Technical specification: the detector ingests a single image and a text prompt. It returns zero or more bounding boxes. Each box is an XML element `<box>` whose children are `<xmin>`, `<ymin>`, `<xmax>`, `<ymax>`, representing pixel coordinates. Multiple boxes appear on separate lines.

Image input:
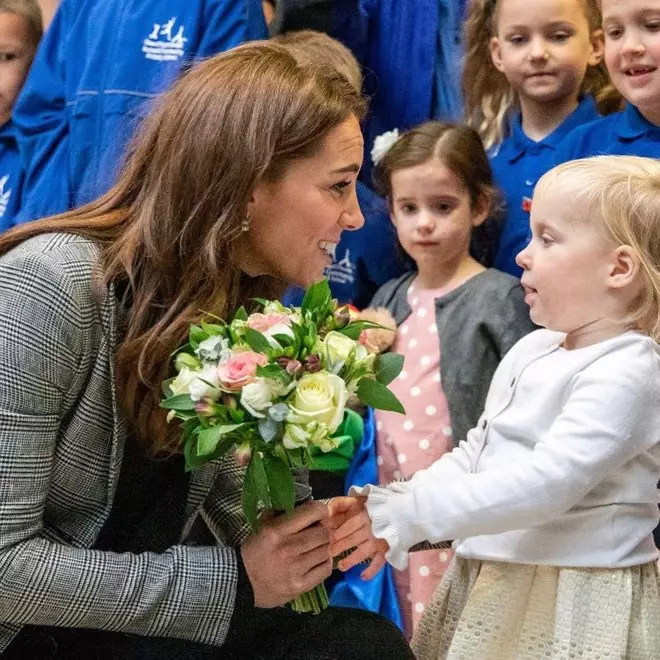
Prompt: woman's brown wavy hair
<box><xmin>0</xmin><ymin>42</ymin><xmax>367</xmax><ymax>454</ymax></box>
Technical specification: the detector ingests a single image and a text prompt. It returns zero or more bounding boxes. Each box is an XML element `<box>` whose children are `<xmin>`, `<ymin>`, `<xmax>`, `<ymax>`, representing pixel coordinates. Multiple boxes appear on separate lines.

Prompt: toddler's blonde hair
<box><xmin>536</xmin><ymin>156</ymin><xmax>660</xmax><ymax>341</ymax></box>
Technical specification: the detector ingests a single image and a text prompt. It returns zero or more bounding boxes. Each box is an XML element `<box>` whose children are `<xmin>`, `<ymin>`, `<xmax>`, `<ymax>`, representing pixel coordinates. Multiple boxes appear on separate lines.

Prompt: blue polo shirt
<box><xmin>491</xmin><ymin>96</ymin><xmax>599</xmax><ymax>277</ymax></box>
<box><xmin>0</xmin><ymin>120</ymin><xmax>24</xmax><ymax>233</ymax></box>
<box><xmin>555</xmin><ymin>103</ymin><xmax>660</xmax><ymax>163</ymax></box>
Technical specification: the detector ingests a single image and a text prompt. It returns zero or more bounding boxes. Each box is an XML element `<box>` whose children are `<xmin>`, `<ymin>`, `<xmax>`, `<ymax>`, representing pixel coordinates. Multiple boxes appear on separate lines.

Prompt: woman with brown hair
<box><xmin>0</xmin><ymin>41</ymin><xmax>413</xmax><ymax>659</ymax></box>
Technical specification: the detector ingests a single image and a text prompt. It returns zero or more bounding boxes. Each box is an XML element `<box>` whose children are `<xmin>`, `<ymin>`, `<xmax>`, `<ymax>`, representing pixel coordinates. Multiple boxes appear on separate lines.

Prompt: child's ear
<box><xmin>489</xmin><ymin>37</ymin><xmax>506</xmax><ymax>73</ymax></box>
<box><xmin>608</xmin><ymin>245</ymin><xmax>640</xmax><ymax>289</ymax></box>
<box><xmin>471</xmin><ymin>193</ymin><xmax>491</xmax><ymax>227</ymax></box>
<box><xmin>588</xmin><ymin>29</ymin><xmax>605</xmax><ymax>67</ymax></box>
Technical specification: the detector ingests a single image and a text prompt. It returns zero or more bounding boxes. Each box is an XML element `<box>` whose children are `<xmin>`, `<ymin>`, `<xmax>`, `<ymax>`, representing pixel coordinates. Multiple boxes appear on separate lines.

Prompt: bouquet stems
<box><xmin>290</xmin><ymin>583</ymin><xmax>329</xmax><ymax>614</ymax></box>
<box><xmin>288</xmin><ymin>465</ymin><xmax>329</xmax><ymax>615</ymax></box>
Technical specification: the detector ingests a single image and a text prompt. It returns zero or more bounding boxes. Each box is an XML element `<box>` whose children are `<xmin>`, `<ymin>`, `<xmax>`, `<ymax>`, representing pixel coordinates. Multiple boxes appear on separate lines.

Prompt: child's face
<box><xmin>602</xmin><ymin>0</ymin><xmax>660</xmax><ymax>124</ymax></box>
<box><xmin>0</xmin><ymin>12</ymin><xmax>36</xmax><ymax>125</ymax></box>
<box><xmin>389</xmin><ymin>159</ymin><xmax>487</xmax><ymax>275</ymax></box>
<box><xmin>490</xmin><ymin>0</ymin><xmax>603</xmax><ymax>107</ymax></box>
<box><xmin>516</xmin><ymin>188</ymin><xmax>616</xmax><ymax>335</ymax></box>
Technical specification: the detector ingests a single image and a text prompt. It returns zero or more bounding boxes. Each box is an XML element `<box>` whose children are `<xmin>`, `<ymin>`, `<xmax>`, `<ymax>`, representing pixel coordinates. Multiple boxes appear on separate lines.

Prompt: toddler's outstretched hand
<box><xmin>327</xmin><ymin>496</ymin><xmax>390</xmax><ymax>580</ymax></box>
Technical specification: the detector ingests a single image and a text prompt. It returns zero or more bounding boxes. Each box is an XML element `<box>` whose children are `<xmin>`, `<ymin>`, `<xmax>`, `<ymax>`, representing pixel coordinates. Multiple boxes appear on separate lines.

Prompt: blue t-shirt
<box><xmin>555</xmin><ymin>103</ymin><xmax>660</xmax><ymax>163</ymax></box>
<box><xmin>491</xmin><ymin>96</ymin><xmax>599</xmax><ymax>277</ymax></box>
<box><xmin>0</xmin><ymin>120</ymin><xmax>24</xmax><ymax>233</ymax></box>
<box><xmin>283</xmin><ymin>182</ymin><xmax>408</xmax><ymax>309</ymax></box>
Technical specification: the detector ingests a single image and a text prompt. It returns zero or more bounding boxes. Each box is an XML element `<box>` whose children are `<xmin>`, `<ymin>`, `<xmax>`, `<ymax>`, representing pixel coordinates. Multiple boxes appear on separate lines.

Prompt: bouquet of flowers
<box><xmin>161</xmin><ymin>281</ymin><xmax>405</xmax><ymax>613</ymax></box>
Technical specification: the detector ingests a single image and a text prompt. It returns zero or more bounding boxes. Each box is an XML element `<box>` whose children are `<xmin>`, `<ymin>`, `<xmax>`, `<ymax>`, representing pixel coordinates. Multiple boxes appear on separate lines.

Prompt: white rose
<box><xmin>322</xmin><ymin>331</ymin><xmax>356</xmax><ymax>371</ymax></box>
<box><xmin>282</xmin><ymin>423</ymin><xmax>310</xmax><ymax>450</ymax></box>
<box><xmin>288</xmin><ymin>371</ymin><xmax>348</xmax><ymax>433</ymax></box>
<box><xmin>170</xmin><ymin>367</ymin><xmax>198</xmax><ymax>396</ymax></box>
<box><xmin>240</xmin><ymin>378</ymin><xmax>273</xmax><ymax>418</ymax></box>
<box><xmin>188</xmin><ymin>364</ymin><xmax>221</xmax><ymax>401</ymax></box>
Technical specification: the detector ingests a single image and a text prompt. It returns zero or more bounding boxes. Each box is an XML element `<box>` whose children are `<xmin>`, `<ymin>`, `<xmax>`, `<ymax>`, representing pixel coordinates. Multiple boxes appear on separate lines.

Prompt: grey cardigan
<box><xmin>0</xmin><ymin>233</ymin><xmax>249</xmax><ymax>650</ymax></box>
<box><xmin>370</xmin><ymin>269</ymin><xmax>536</xmax><ymax>445</ymax></box>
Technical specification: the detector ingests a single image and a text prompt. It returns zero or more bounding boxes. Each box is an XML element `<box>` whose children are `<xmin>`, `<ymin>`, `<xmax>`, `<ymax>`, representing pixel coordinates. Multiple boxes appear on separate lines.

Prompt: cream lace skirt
<box><xmin>411</xmin><ymin>557</ymin><xmax>660</xmax><ymax>660</ymax></box>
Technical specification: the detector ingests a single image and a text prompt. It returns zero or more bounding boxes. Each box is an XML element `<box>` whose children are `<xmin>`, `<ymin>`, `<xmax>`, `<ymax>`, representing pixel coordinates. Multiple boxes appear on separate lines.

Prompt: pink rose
<box><xmin>246</xmin><ymin>313</ymin><xmax>291</xmax><ymax>333</ymax></box>
<box><xmin>217</xmin><ymin>350</ymin><xmax>268</xmax><ymax>391</ymax></box>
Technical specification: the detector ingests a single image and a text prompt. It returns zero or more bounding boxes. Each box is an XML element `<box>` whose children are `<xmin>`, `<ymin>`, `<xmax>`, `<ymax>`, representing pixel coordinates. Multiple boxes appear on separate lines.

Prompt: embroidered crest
<box><xmin>142</xmin><ymin>17</ymin><xmax>187</xmax><ymax>62</ymax></box>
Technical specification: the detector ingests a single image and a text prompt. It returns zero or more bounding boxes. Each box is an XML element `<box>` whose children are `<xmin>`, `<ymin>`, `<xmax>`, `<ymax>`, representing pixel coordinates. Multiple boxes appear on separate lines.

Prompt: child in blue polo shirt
<box><xmin>0</xmin><ymin>0</ymin><xmax>41</xmax><ymax>232</ymax></box>
<box><xmin>464</xmin><ymin>0</ymin><xmax>621</xmax><ymax>277</ymax></box>
<box><xmin>555</xmin><ymin>0</ymin><xmax>660</xmax><ymax>163</ymax></box>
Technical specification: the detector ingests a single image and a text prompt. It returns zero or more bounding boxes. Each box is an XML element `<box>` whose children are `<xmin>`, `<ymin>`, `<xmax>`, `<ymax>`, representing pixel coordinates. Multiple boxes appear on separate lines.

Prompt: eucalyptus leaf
<box><xmin>258</xmin><ymin>417</ymin><xmax>282</xmax><ymax>444</ymax></box>
<box><xmin>376</xmin><ymin>353</ymin><xmax>404</xmax><ymax>386</ymax></box>
<box><xmin>357</xmin><ymin>378</ymin><xmax>406</xmax><ymax>414</ymax></box>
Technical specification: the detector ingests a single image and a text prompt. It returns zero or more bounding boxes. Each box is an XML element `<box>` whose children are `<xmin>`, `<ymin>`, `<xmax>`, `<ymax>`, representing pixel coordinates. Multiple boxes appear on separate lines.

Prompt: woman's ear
<box><xmin>489</xmin><ymin>37</ymin><xmax>506</xmax><ymax>73</ymax></box>
<box><xmin>588</xmin><ymin>29</ymin><xmax>605</xmax><ymax>67</ymax></box>
<box><xmin>608</xmin><ymin>245</ymin><xmax>640</xmax><ymax>289</ymax></box>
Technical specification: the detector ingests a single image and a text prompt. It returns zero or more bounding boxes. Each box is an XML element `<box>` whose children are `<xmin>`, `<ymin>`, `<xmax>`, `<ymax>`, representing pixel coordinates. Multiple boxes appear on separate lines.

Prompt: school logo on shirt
<box><xmin>325</xmin><ymin>248</ymin><xmax>356</xmax><ymax>286</ymax></box>
<box><xmin>0</xmin><ymin>175</ymin><xmax>12</xmax><ymax>218</ymax></box>
<box><xmin>142</xmin><ymin>18</ymin><xmax>188</xmax><ymax>62</ymax></box>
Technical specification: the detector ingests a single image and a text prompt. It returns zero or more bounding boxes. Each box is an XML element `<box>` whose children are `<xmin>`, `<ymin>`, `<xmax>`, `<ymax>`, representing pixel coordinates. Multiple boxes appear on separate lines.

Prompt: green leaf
<box><xmin>242</xmin><ymin>478</ymin><xmax>259</xmax><ymax>532</ymax></box>
<box><xmin>376</xmin><ymin>353</ymin><xmax>404</xmax><ymax>386</ymax></box>
<box><xmin>357</xmin><ymin>378</ymin><xmax>406</xmax><ymax>414</ymax></box>
<box><xmin>161</xmin><ymin>377</ymin><xmax>175</xmax><ymax>397</ymax></box>
<box><xmin>197</xmin><ymin>423</ymin><xmax>247</xmax><ymax>456</ymax></box>
<box><xmin>257</xmin><ymin>364</ymin><xmax>291</xmax><ymax>382</ymax></box>
<box><xmin>264</xmin><ymin>455</ymin><xmax>295</xmax><ymax>512</ymax></box>
<box><xmin>249</xmin><ymin>452</ymin><xmax>272</xmax><ymax>509</ymax></box>
<box><xmin>189</xmin><ymin>325</ymin><xmax>207</xmax><ymax>349</ymax></box>
<box><xmin>244</xmin><ymin>328</ymin><xmax>271</xmax><ymax>354</ymax></box>
<box><xmin>301</xmin><ymin>280</ymin><xmax>332</xmax><ymax>318</ymax></box>
<box><xmin>272</xmin><ymin>333</ymin><xmax>294</xmax><ymax>348</ymax></box>
<box><xmin>200</xmin><ymin>320</ymin><xmax>226</xmax><ymax>335</ymax></box>
<box><xmin>338</xmin><ymin>320</ymin><xmax>387</xmax><ymax>340</ymax></box>
<box><xmin>233</xmin><ymin>306</ymin><xmax>248</xmax><ymax>322</ymax></box>
<box><xmin>160</xmin><ymin>393</ymin><xmax>196</xmax><ymax>411</ymax></box>
<box><xmin>174</xmin><ymin>352</ymin><xmax>202</xmax><ymax>372</ymax></box>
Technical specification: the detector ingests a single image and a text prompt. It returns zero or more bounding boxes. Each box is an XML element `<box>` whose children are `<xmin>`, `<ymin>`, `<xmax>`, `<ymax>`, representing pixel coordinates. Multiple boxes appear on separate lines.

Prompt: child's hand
<box><xmin>327</xmin><ymin>496</ymin><xmax>390</xmax><ymax>580</ymax></box>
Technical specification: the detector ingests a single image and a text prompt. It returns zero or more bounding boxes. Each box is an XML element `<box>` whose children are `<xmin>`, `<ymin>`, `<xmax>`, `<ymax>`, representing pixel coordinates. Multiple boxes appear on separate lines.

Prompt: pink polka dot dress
<box><xmin>374</xmin><ymin>280</ymin><xmax>456</xmax><ymax>639</ymax></box>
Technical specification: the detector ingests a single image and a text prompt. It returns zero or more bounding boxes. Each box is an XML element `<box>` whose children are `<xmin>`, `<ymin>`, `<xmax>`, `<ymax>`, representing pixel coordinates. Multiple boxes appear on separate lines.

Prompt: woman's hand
<box><xmin>240</xmin><ymin>501</ymin><xmax>332</xmax><ymax>608</ymax></box>
<box><xmin>327</xmin><ymin>496</ymin><xmax>389</xmax><ymax>580</ymax></box>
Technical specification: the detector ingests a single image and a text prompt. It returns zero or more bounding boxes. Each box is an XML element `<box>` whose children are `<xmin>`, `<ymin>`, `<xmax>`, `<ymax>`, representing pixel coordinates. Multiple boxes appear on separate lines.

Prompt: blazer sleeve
<box><xmin>0</xmin><ymin>247</ymin><xmax>241</xmax><ymax>648</ymax></box>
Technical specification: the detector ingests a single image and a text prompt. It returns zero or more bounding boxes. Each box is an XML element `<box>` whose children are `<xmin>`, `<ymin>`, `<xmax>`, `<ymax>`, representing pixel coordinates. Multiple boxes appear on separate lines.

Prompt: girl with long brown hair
<box><xmin>464</xmin><ymin>0</ymin><xmax>622</xmax><ymax>277</ymax></box>
<box><xmin>0</xmin><ymin>41</ymin><xmax>413</xmax><ymax>659</ymax></box>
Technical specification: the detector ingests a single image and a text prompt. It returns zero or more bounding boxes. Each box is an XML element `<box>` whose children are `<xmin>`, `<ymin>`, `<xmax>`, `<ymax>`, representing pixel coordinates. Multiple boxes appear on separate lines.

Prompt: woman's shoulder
<box><xmin>0</xmin><ymin>232</ymin><xmax>102</xmax><ymax>309</ymax></box>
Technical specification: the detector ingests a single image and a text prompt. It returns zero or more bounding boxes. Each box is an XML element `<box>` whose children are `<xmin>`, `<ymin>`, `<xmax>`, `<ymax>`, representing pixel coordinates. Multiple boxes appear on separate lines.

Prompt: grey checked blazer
<box><xmin>0</xmin><ymin>233</ymin><xmax>250</xmax><ymax>650</ymax></box>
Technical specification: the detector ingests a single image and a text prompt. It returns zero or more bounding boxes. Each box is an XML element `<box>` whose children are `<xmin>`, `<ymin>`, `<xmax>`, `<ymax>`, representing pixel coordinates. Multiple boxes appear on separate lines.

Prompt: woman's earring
<box><xmin>241</xmin><ymin>215</ymin><xmax>251</xmax><ymax>233</ymax></box>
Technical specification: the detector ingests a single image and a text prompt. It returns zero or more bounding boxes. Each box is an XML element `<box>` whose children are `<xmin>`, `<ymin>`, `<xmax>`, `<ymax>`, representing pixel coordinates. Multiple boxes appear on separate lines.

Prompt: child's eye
<box><xmin>508</xmin><ymin>34</ymin><xmax>527</xmax><ymax>45</ymax></box>
<box><xmin>550</xmin><ymin>31</ymin><xmax>571</xmax><ymax>42</ymax></box>
<box><xmin>399</xmin><ymin>203</ymin><xmax>417</xmax><ymax>214</ymax></box>
<box><xmin>645</xmin><ymin>21</ymin><xmax>660</xmax><ymax>32</ymax></box>
<box><xmin>434</xmin><ymin>202</ymin><xmax>454</xmax><ymax>214</ymax></box>
<box><xmin>0</xmin><ymin>52</ymin><xmax>17</xmax><ymax>62</ymax></box>
<box><xmin>605</xmin><ymin>25</ymin><xmax>623</xmax><ymax>39</ymax></box>
<box><xmin>540</xmin><ymin>234</ymin><xmax>553</xmax><ymax>246</ymax></box>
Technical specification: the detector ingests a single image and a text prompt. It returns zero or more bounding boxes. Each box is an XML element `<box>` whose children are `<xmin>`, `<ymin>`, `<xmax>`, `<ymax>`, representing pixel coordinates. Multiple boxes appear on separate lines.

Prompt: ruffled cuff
<box><xmin>348</xmin><ymin>483</ymin><xmax>411</xmax><ymax>571</ymax></box>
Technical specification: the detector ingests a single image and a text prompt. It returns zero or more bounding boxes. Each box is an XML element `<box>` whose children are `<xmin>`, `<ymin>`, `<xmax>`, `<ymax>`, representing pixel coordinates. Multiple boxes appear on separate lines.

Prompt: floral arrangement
<box><xmin>160</xmin><ymin>281</ymin><xmax>404</xmax><ymax>613</ymax></box>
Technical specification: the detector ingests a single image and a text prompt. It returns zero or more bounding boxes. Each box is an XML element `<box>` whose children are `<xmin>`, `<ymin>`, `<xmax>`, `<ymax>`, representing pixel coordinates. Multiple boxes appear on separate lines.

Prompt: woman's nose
<box><xmin>338</xmin><ymin>189</ymin><xmax>364</xmax><ymax>231</ymax></box>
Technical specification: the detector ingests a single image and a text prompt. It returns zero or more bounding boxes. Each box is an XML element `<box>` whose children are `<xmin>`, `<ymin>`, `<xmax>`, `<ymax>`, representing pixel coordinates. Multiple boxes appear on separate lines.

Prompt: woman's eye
<box><xmin>0</xmin><ymin>52</ymin><xmax>17</xmax><ymax>62</ymax></box>
<box><xmin>332</xmin><ymin>181</ymin><xmax>351</xmax><ymax>194</ymax></box>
